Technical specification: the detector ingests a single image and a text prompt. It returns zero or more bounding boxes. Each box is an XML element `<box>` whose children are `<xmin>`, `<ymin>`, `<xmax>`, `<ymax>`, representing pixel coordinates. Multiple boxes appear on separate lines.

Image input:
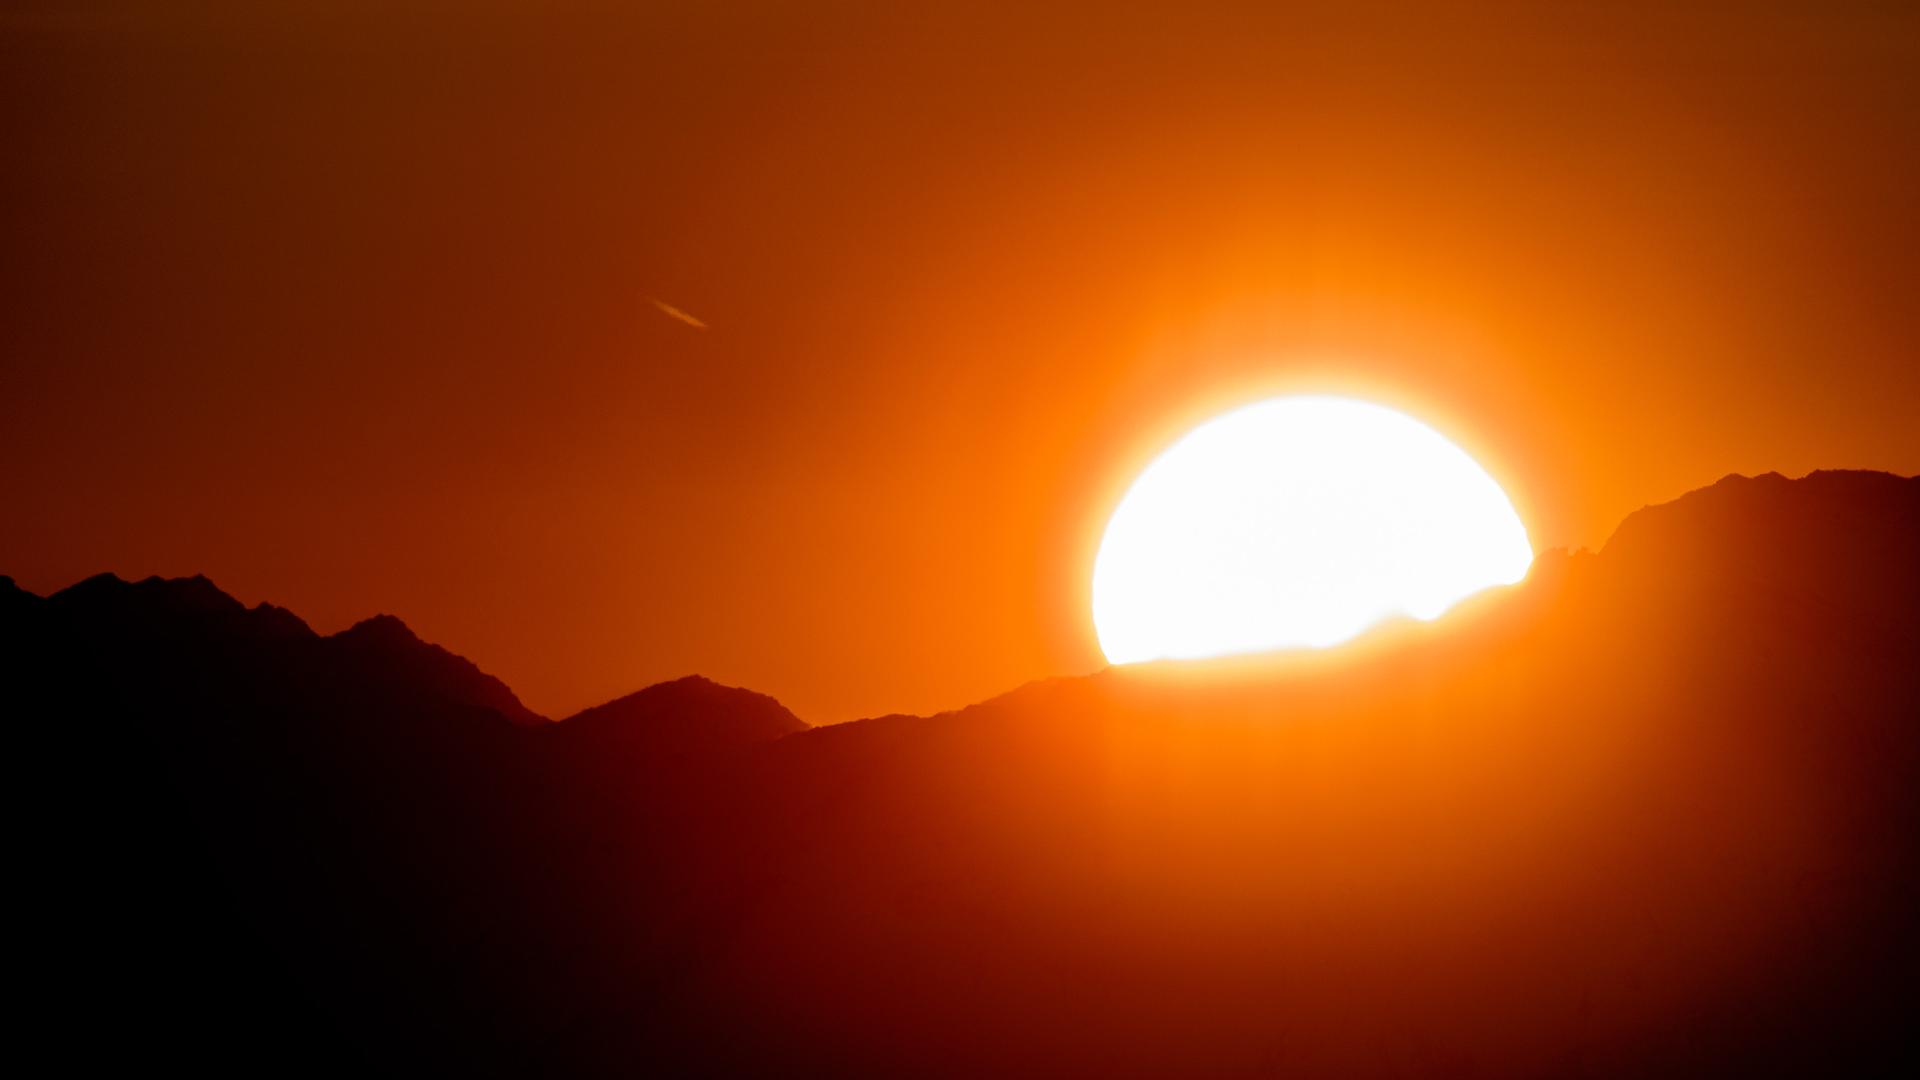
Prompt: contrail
<box><xmin>650</xmin><ymin>297</ymin><xmax>708</xmax><ymax>330</ymax></box>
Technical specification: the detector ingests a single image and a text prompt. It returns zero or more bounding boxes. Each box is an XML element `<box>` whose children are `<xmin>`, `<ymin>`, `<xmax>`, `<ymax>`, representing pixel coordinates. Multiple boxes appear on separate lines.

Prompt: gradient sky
<box><xmin>4</xmin><ymin>2</ymin><xmax>1917</xmax><ymax>721</ymax></box>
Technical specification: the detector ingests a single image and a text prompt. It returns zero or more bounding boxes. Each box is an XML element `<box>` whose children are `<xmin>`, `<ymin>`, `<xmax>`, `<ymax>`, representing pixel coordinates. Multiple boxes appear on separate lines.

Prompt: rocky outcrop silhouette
<box><xmin>6</xmin><ymin>471</ymin><xmax>1917</xmax><ymax>1077</ymax></box>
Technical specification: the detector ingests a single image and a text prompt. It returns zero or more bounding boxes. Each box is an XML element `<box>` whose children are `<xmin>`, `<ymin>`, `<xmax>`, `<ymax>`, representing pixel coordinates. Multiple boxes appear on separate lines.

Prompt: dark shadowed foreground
<box><xmin>8</xmin><ymin>471</ymin><xmax>1917</xmax><ymax>1076</ymax></box>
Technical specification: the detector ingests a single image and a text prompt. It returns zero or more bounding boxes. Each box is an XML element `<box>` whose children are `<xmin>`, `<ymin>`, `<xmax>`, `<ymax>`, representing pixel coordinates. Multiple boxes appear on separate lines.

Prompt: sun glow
<box><xmin>1092</xmin><ymin>395</ymin><xmax>1533</xmax><ymax>664</ymax></box>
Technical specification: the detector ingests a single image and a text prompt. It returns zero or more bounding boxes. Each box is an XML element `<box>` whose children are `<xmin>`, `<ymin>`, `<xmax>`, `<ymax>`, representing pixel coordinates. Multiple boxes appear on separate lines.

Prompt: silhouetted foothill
<box><xmin>6</xmin><ymin>471</ymin><xmax>1918</xmax><ymax>1078</ymax></box>
<box><xmin>559</xmin><ymin>674</ymin><xmax>809</xmax><ymax>755</ymax></box>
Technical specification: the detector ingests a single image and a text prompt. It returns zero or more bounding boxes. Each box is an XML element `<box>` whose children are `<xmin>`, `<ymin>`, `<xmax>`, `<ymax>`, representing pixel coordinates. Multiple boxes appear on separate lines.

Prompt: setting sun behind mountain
<box><xmin>1092</xmin><ymin>395</ymin><xmax>1533</xmax><ymax>664</ymax></box>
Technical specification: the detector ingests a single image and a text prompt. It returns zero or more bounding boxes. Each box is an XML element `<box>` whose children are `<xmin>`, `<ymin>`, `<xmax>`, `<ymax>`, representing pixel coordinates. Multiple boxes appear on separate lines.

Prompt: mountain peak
<box><xmin>558</xmin><ymin>674</ymin><xmax>807</xmax><ymax>754</ymax></box>
<box><xmin>0</xmin><ymin>575</ymin><xmax>41</xmax><ymax>618</ymax></box>
<box><xmin>248</xmin><ymin>602</ymin><xmax>315</xmax><ymax>640</ymax></box>
<box><xmin>326</xmin><ymin>614</ymin><xmax>544</xmax><ymax>726</ymax></box>
<box><xmin>335</xmin><ymin>613</ymin><xmax>421</xmax><ymax>646</ymax></box>
<box><xmin>43</xmin><ymin>572</ymin><xmax>281</xmax><ymax>635</ymax></box>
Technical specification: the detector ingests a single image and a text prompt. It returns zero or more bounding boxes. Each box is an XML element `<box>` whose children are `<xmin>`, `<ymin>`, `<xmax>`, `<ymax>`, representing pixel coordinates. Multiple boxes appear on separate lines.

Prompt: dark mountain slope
<box><xmin>327</xmin><ymin>612</ymin><xmax>546</xmax><ymax>726</ymax></box>
<box><xmin>6</xmin><ymin>470</ymin><xmax>1918</xmax><ymax>1077</ymax></box>
<box><xmin>8</xmin><ymin>574</ymin><xmax>559</xmax><ymax>1071</ymax></box>
<box><xmin>569</xmin><ymin>469</ymin><xmax>1920</xmax><ymax>1076</ymax></box>
<box><xmin>1600</xmin><ymin>469</ymin><xmax>1920</xmax><ymax>630</ymax></box>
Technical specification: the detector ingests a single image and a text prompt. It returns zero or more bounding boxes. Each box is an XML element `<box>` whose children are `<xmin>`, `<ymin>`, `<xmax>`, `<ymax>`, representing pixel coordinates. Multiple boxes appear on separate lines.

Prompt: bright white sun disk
<box><xmin>1092</xmin><ymin>396</ymin><xmax>1532</xmax><ymax>664</ymax></box>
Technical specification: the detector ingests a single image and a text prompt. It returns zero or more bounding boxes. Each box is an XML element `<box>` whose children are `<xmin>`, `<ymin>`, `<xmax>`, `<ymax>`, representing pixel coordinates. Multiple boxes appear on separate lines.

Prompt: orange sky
<box><xmin>3</xmin><ymin>2</ymin><xmax>1917</xmax><ymax>721</ymax></box>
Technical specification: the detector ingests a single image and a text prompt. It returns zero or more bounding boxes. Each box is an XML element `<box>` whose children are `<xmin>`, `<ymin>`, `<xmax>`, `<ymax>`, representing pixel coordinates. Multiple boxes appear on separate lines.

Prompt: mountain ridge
<box><xmin>6</xmin><ymin>570</ymin><xmax>804</xmax><ymax>735</ymax></box>
<box><xmin>8</xmin><ymin>469</ymin><xmax>1911</xmax><ymax>734</ymax></box>
<box><xmin>6</xmin><ymin>468</ymin><xmax>1918</xmax><ymax>1076</ymax></box>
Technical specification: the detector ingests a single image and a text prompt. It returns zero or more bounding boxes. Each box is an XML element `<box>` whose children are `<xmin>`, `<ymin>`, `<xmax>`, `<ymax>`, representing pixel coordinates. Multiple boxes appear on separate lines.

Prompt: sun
<box><xmin>1092</xmin><ymin>395</ymin><xmax>1533</xmax><ymax>664</ymax></box>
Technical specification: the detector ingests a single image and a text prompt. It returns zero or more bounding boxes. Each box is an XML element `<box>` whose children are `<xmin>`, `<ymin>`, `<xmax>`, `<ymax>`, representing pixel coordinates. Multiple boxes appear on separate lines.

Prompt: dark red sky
<box><xmin>4</xmin><ymin>2</ymin><xmax>1917</xmax><ymax>721</ymax></box>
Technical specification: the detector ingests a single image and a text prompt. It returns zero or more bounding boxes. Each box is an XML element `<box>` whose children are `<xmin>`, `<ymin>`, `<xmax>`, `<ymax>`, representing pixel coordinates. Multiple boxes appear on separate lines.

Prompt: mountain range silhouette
<box><xmin>7</xmin><ymin>470</ymin><xmax>1917</xmax><ymax>1076</ymax></box>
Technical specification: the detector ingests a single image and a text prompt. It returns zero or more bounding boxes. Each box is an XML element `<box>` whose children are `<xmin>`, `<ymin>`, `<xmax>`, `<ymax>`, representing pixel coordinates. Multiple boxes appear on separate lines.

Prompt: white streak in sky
<box><xmin>650</xmin><ymin>298</ymin><xmax>708</xmax><ymax>329</ymax></box>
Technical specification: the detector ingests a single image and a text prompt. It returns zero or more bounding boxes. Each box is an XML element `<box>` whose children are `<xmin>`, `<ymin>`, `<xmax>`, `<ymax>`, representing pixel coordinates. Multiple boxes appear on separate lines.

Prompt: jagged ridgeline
<box><xmin>7</xmin><ymin>471</ymin><xmax>1918</xmax><ymax>1077</ymax></box>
